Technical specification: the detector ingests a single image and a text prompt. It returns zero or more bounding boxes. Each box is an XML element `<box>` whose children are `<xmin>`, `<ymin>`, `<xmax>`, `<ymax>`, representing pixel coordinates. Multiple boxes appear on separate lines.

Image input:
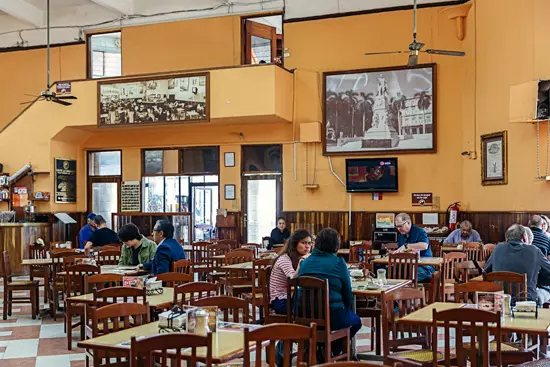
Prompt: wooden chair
<box><xmin>464</xmin><ymin>242</ymin><xmax>482</xmax><ymax>261</ymax></box>
<box><xmin>288</xmin><ymin>276</ymin><xmax>350</xmax><ymax>363</ymax></box>
<box><xmin>217</xmin><ymin>239</ymin><xmax>239</xmax><ymax>250</ymax></box>
<box><xmin>384</xmin><ymin>243</ymin><xmax>398</xmax><ymax>251</ymax></box>
<box><xmin>242</xmin><ymin>258</ymin><xmax>271</xmax><ymax>322</ymax></box>
<box><xmin>100</xmin><ymin>244</ymin><xmax>123</xmax><ymax>251</ymax></box>
<box><xmin>97</xmin><ymin>249</ymin><xmax>121</xmax><ymax>265</ymax></box>
<box><xmin>483</xmin><ymin>271</ymin><xmax>528</xmax><ymax>302</ymax></box>
<box><xmin>48</xmin><ymin>250</ymin><xmax>86</xmax><ymax>320</ymax></box>
<box><xmin>156</xmin><ymin>271</ymin><xmax>192</xmax><ymax>287</ymax></box>
<box><xmin>206</xmin><ymin>243</ymin><xmax>231</xmax><ymax>284</ymax></box>
<box><xmin>429</xmin><ymin>239</ymin><xmax>441</xmax><ymax>258</ymax></box>
<box><xmin>86</xmin><ymin>273</ymin><xmax>123</xmax><ymax>293</ymax></box>
<box><xmin>349</xmin><ymin>241</ymin><xmax>373</xmax><ymax>274</ymax></box>
<box><xmin>454</xmin><ymin>281</ymin><xmax>503</xmax><ymax>304</ymax></box>
<box><xmin>173</xmin><ymin>281</ymin><xmax>217</xmax><ymax>306</ymax></box>
<box><xmin>441</xmin><ymin>252</ymin><xmax>467</xmax><ymax>301</ymax></box>
<box><xmin>1</xmin><ymin>251</ymin><xmax>39</xmax><ymax>320</ymax></box>
<box><xmin>224</xmin><ymin>250</ymin><xmax>254</xmax><ymax>298</ymax></box>
<box><xmin>172</xmin><ymin>258</ymin><xmax>192</xmax><ymax>273</ymax></box>
<box><xmin>194</xmin><ymin>295</ymin><xmax>250</xmax><ymax>323</ymax></box>
<box><xmin>316</xmin><ymin>363</ymin><xmax>403</xmax><ymax>367</ymax></box>
<box><xmin>28</xmin><ymin>243</ymin><xmax>50</xmax><ymax>303</ymax></box>
<box><xmin>261</xmin><ymin>265</ymin><xmax>288</xmax><ymax>325</ymax></box>
<box><xmin>388</xmin><ymin>252</ymin><xmax>419</xmax><ymax>287</ymax></box>
<box><xmin>90</xmin><ymin>302</ymin><xmax>150</xmax><ymax>367</ymax></box>
<box><xmin>425</xmin><ymin>270</ymin><xmax>440</xmax><ymax>304</ymax></box>
<box><xmin>457</xmin><ymin>260</ymin><xmax>483</xmax><ymax>283</ymax></box>
<box><xmin>129</xmin><ymin>332</ymin><xmax>213</xmax><ymax>367</ymax></box>
<box><xmin>191</xmin><ymin>241</ymin><xmax>212</xmax><ymax>281</ymax></box>
<box><xmin>93</xmin><ymin>286</ymin><xmax>147</xmax><ymax>306</ymax></box>
<box><xmin>64</xmin><ymin>263</ymin><xmax>100</xmax><ymax>350</ymax></box>
<box><xmin>243</xmin><ymin>323</ymin><xmax>317</xmax><ymax>367</ymax></box>
<box><xmin>381</xmin><ymin>287</ymin><xmax>430</xmax><ymax>367</ymax></box>
<box><xmin>482</xmin><ymin>243</ymin><xmax>496</xmax><ymax>261</ymax></box>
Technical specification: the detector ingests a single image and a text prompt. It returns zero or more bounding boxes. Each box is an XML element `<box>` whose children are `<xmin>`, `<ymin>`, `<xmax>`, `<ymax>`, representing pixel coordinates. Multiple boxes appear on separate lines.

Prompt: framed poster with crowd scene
<box><xmin>98</xmin><ymin>73</ymin><xmax>209</xmax><ymax>127</ymax></box>
<box><xmin>323</xmin><ymin>64</ymin><xmax>436</xmax><ymax>155</ymax></box>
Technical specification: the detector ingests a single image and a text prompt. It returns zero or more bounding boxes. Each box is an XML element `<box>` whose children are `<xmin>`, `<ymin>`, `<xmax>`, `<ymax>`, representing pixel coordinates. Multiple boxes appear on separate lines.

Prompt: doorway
<box><xmin>89</xmin><ymin>179</ymin><xmax>119</xmax><ymax>228</ymax></box>
<box><xmin>243</xmin><ymin>15</ymin><xmax>283</xmax><ymax>65</ymax></box>
<box><xmin>190</xmin><ymin>178</ymin><xmax>219</xmax><ymax>242</ymax></box>
<box><xmin>243</xmin><ymin>175</ymin><xmax>281</xmax><ymax>244</ymax></box>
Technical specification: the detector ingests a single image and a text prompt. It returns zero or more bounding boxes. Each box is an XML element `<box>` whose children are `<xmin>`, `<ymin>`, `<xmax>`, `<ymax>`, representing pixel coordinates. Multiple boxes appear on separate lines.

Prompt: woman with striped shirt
<box><xmin>269</xmin><ymin>229</ymin><xmax>312</xmax><ymax>314</ymax></box>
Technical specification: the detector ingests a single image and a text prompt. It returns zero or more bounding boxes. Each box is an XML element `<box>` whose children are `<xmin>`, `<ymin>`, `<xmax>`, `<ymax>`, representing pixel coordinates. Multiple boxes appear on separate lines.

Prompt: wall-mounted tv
<box><xmin>345</xmin><ymin>158</ymin><xmax>398</xmax><ymax>193</ymax></box>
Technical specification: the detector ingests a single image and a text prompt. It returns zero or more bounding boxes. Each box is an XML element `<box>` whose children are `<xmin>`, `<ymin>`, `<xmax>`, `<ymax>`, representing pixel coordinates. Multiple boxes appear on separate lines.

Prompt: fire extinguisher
<box><xmin>446</xmin><ymin>202</ymin><xmax>461</xmax><ymax>231</ymax></box>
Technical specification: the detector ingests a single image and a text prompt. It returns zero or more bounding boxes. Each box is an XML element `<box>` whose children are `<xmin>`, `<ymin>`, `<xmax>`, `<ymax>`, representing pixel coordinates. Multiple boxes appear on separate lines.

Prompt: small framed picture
<box><xmin>224</xmin><ymin>152</ymin><xmax>235</xmax><ymax>167</ymax></box>
<box><xmin>481</xmin><ymin>131</ymin><xmax>508</xmax><ymax>186</ymax></box>
<box><xmin>224</xmin><ymin>184</ymin><xmax>236</xmax><ymax>200</ymax></box>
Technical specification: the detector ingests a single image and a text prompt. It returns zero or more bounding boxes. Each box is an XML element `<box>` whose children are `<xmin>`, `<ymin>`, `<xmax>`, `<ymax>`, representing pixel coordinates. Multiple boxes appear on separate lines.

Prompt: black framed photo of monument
<box><xmin>322</xmin><ymin>64</ymin><xmax>436</xmax><ymax>156</ymax></box>
<box><xmin>97</xmin><ymin>73</ymin><xmax>209</xmax><ymax>127</ymax></box>
<box><xmin>481</xmin><ymin>130</ymin><xmax>508</xmax><ymax>186</ymax></box>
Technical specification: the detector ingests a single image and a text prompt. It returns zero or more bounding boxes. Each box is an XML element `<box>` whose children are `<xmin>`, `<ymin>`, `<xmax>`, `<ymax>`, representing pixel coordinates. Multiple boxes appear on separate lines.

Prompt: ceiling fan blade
<box><xmin>20</xmin><ymin>101</ymin><xmax>35</xmax><ymax>105</ymax></box>
<box><xmin>424</xmin><ymin>49</ymin><xmax>466</xmax><ymax>56</ymax></box>
<box><xmin>408</xmin><ymin>54</ymin><xmax>418</xmax><ymax>66</ymax></box>
<box><xmin>24</xmin><ymin>93</ymin><xmax>40</xmax><ymax>98</ymax></box>
<box><xmin>52</xmin><ymin>98</ymin><xmax>72</xmax><ymax>106</ymax></box>
<box><xmin>56</xmin><ymin>95</ymin><xmax>77</xmax><ymax>100</ymax></box>
<box><xmin>365</xmin><ymin>50</ymin><xmax>408</xmax><ymax>56</ymax></box>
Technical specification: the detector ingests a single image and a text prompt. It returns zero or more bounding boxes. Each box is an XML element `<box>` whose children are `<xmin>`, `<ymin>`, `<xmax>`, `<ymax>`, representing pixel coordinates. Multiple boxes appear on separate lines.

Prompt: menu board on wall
<box><xmin>54</xmin><ymin>158</ymin><xmax>77</xmax><ymax>203</ymax></box>
<box><xmin>121</xmin><ymin>181</ymin><xmax>140</xmax><ymax>212</ymax></box>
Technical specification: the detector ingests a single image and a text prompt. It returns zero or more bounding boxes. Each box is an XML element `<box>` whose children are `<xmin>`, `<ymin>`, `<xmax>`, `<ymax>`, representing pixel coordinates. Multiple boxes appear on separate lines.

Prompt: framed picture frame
<box><xmin>322</xmin><ymin>64</ymin><xmax>436</xmax><ymax>156</ymax></box>
<box><xmin>224</xmin><ymin>184</ymin><xmax>236</xmax><ymax>200</ymax></box>
<box><xmin>224</xmin><ymin>152</ymin><xmax>235</xmax><ymax>167</ymax></box>
<box><xmin>97</xmin><ymin>72</ymin><xmax>209</xmax><ymax>127</ymax></box>
<box><xmin>481</xmin><ymin>130</ymin><xmax>508</xmax><ymax>186</ymax></box>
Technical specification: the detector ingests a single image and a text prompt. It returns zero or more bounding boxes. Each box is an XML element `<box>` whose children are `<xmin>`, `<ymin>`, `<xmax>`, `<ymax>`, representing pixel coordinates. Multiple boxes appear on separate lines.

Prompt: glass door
<box><xmin>243</xmin><ymin>175</ymin><xmax>281</xmax><ymax>244</ymax></box>
<box><xmin>90</xmin><ymin>181</ymin><xmax>119</xmax><ymax>228</ymax></box>
<box><xmin>191</xmin><ymin>184</ymin><xmax>218</xmax><ymax>241</ymax></box>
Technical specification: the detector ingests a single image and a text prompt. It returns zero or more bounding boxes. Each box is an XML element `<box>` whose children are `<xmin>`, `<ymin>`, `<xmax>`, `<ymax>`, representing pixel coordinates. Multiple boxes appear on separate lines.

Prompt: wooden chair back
<box><xmin>93</xmin><ymin>286</ymin><xmax>147</xmax><ymax>306</ymax></box>
<box><xmin>194</xmin><ymin>295</ymin><xmax>250</xmax><ymax>323</ymax></box>
<box><xmin>156</xmin><ymin>271</ymin><xmax>192</xmax><ymax>287</ymax></box>
<box><xmin>482</xmin><ymin>243</ymin><xmax>496</xmax><ymax>261</ymax></box>
<box><xmin>381</xmin><ymin>287</ymin><xmax>427</xmax><ymax>358</ymax></box>
<box><xmin>129</xmin><ymin>333</ymin><xmax>213</xmax><ymax>367</ymax></box>
<box><xmin>433</xmin><ymin>308</ymin><xmax>502</xmax><ymax>367</ymax></box>
<box><xmin>51</xmin><ymin>251</ymin><xmax>86</xmax><ymax>277</ymax></box>
<box><xmin>483</xmin><ymin>271</ymin><xmax>528</xmax><ymax>302</ymax></box>
<box><xmin>454</xmin><ymin>282</ymin><xmax>504</xmax><ymax>304</ymax></box>
<box><xmin>86</xmin><ymin>273</ymin><xmax>123</xmax><ymax>293</ymax></box>
<box><xmin>172</xmin><ymin>259</ymin><xmax>192</xmax><ymax>274</ymax></box>
<box><xmin>225</xmin><ymin>250</ymin><xmax>254</xmax><ymax>284</ymax></box>
<box><xmin>350</xmin><ymin>241</ymin><xmax>373</xmax><ymax>273</ymax></box>
<box><xmin>287</xmin><ymin>276</ymin><xmax>329</xmax><ymax>330</ymax></box>
<box><xmin>191</xmin><ymin>241</ymin><xmax>211</xmax><ymax>266</ymax></box>
<box><xmin>29</xmin><ymin>244</ymin><xmax>48</xmax><ymax>259</ymax></box>
<box><xmin>64</xmin><ymin>264</ymin><xmax>100</xmax><ymax>298</ymax></box>
<box><xmin>1</xmin><ymin>251</ymin><xmax>12</xmax><ymax>282</ymax></box>
<box><xmin>457</xmin><ymin>260</ymin><xmax>483</xmax><ymax>283</ymax></box>
<box><xmin>316</xmin><ymin>363</ymin><xmax>403</xmax><ymax>367</ymax></box>
<box><xmin>426</xmin><ymin>270</ymin><xmax>441</xmax><ymax>304</ymax></box>
<box><xmin>251</xmin><ymin>258</ymin><xmax>272</xmax><ymax>294</ymax></box>
<box><xmin>243</xmin><ymin>323</ymin><xmax>317</xmax><ymax>367</ymax></box>
<box><xmin>206</xmin><ymin>243</ymin><xmax>231</xmax><ymax>270</ymax></box>
<box><xmin>464</xmin><ymin>242</ymin><xmax>482</xmax><ymax>261</ymax></box>
<box><xmin>430</xmin><ymin>239</ymin><xmax>442</xmax><ymax>257</ymax></box>
<box><xmin>91</xmin><ymin>302</ymin><xmax>150</xmax><ymax>338</ymax></box>
<box><xmin>173</xmin><ymin>281</ymin><xmax>217</xmax><ymax>306</ymax></box>
<box><xmin>101</xmin><ymin>244</ymin><xmax>123</xmax><ymax>251</ymax></box>
<box><xmin>384</xmin><ymin>243</ymin><xmax>398</xmax><ymax>250</ymax></box>
<box><xmin>261</xmin><ymin>265</ymin><xmax>288</xmax><ymax>324</ymax></box>
<box><xmin>442</xmin><ymin>252</ymin><xmax>467</xmax><ymax>284</ymax></box>
<box><xmin>388</xmin><ymin>252</ymin><xmax>419</xmax><ymax>287</ymax></box>
<box><xmin>97</xmin><ymin>249</ymin><xmax>121</xmax><ymax>265</ymax></box>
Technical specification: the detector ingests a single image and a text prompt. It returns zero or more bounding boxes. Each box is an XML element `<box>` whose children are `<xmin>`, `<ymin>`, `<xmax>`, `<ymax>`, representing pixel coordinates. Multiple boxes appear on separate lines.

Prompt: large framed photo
<box><xmin>98</xmin><ymin>73</ymin><xmax>209</xmax><ymax>127</ymax></box>
<box><xmin>323</xmin><ymin>64</ymin><xmax>436</xmax><ymax>155</ymax></box>
<box><xmin>481</xmin><ymin>130</ymin><xmax>508</xmax><ymax>186</ymax></box>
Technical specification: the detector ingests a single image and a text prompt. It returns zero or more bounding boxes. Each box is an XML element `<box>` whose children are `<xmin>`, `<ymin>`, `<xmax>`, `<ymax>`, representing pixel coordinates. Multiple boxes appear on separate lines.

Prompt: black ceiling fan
<box><xmin>21</xmin><ymin>0</ymin><xmax>77</xmax><ymax>106</ymax></box>
<box><xmin>364</xmin><ymin>0</ymin><xmax>466</xmax><ymax>66</ymax></box>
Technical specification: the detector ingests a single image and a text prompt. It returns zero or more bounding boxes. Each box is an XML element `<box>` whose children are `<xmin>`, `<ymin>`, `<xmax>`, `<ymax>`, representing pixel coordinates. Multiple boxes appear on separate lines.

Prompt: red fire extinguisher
<box><xmin>446</xmin><ymin>202</ymin><xmax>461</xmax><ymax>231</ymax></box>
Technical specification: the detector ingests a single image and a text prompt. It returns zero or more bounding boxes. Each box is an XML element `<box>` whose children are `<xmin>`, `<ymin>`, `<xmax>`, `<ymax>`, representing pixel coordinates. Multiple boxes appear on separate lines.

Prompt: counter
<box><xmin>0</xmin><ymin>223</ymin><xmax>50</xmax><ymax>275</ymax></box>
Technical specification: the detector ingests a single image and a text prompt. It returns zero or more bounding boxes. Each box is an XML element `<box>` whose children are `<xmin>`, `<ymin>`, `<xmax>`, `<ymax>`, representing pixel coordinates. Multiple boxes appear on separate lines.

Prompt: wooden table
<box><xmin>337</xmin><ymin>249</ymin><xmax>380</xmax><ymax>256</ymax></box>
<box><xmin>57</xmin><ymin>265</ymin><xmax>144</xmax><ymax>277</ymax></box>
<box><xmin>372</xmin><ymin>256</ymin><xmax>444</xmax><ymax>267</ymax></box>
<box><xmin>441</xmin><ymin>246</ymin><xmax>464</xmax><ymax>252</ymax></box>
<box><xmin>67</xmin><ymin>287</ymin><xmax>174</xmax><ymax>309</ymax></box>
<box><xmin>22</xmin><ymin>258</ymin><xmax>53</xmax><ymax>266</ymax></box>
<box><xmin>78</xmin><ymin>321</ymin><xmax>260</xmax><ymax>364</ymax></box>
<box><xmin>221</xmin><ymin>262</ymin><xmax>253</xmax><ymax>270</ymax></box>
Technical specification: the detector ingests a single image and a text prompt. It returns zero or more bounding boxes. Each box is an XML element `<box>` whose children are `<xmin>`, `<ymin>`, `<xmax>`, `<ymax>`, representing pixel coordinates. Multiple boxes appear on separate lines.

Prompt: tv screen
<box><xmin>345</xmin><ymin>158</ymin><xmax>398</xmax><ymax>193</ymax></box>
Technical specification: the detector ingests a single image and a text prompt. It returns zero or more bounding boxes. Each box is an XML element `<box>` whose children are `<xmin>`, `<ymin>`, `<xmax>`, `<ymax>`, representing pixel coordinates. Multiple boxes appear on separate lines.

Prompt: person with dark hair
<box><xmin>78</xmin><ymin>213</ymin><xmax>96</xmax><ymax>249</ymax></box>
<box><xmin>268</xmin><ymin>217</ymin><xmax>290</xmax><ymax>250</ymax></box>
<box><xmin>118</xmin><ymin>223</ymin><xmax>157</xmax><ymax>266</ymax></box>
<box><xmin>84</xmin><ymin>215</ymin><xmax>119</xmax><ymax>251</ymax></box>
<box><xmin>297</xmin><ymin>227</ymin><xmax>362</xmax><ymax>358</ymax></box>
<box><xmin>269</xmin><ymin>229</ymin><xmax>312</xmax><ymax>314</ymax></box>
<box><xmin>140</xmin><ymin>219</ymin><xmax>185</xmax><ymax>275</ymax></box>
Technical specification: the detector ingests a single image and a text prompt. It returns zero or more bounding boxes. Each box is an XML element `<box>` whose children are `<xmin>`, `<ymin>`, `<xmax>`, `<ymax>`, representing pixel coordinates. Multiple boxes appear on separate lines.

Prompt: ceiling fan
<box><xmin>21</xmin><ymin>0</ymin><xmax>77</xmax><ymax>106</ymax></box>
<box><xmin>364</xmin><ymin>0</ymin><xmax>466</xmax><ymax>66</ymax></box>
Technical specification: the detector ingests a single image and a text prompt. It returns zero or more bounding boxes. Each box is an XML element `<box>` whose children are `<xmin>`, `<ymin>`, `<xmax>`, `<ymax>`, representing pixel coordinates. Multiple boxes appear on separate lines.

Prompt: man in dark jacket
<box><xmin>529</xmin><ymin>215</ymin><xmax>550</xmax><ymax>256</ymax></box>
<box><xmin>141</xmin><ymin>220</ymin><xmax>185</xmax><ymax>275</ymax></box>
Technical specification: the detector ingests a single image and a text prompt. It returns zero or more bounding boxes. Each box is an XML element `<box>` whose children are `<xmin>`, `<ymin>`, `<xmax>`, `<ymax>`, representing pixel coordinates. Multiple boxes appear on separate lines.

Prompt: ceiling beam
<box><xmin>0</xmin><ymin>0</ymin><xmax>44</xmax><ymax>27</ymax></box>
<box><xmin>89</xmin><ymin>0</ymin><xmax>133</xmax><ymax>15</ymax></box>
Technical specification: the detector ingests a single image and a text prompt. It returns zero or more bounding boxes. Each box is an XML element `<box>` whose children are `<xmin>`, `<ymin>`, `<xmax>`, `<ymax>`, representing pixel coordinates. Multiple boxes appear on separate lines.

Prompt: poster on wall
<box><xmin>121</xmin><ymin>181</ymin><xmax>140</xmax><ymax>212</ymax></box>
<box><xmin>481</xmin><ymin>131</ymin><xmax>508</xmax><ymax>186</ymax></box>
<box><xmin>98</xmin><ymin>73</ymin><xmax>209</xmax><ymax>127</ymax></box>
<box><xmin>375</xmin><ymin>213</ymin><xmax>395</xmax><ymax>229</ymax></box>
<box><xmin>55</xmin><ymin>158</ymin><xmax>77</xmax><ymax>203</ymax></box>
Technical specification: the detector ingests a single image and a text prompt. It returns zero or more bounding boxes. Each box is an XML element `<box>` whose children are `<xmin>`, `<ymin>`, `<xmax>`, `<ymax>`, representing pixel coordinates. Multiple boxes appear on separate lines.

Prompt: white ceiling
<box><xmin>0</xmin><ymin>0</ymin><xmax>465</xmax><ymax>48</ymax></box>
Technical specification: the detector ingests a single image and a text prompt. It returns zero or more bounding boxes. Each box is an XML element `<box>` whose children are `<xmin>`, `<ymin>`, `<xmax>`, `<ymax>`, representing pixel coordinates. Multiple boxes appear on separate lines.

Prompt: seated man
<box><xmin>393</xmin><ymin>212</ymin><xmax>434</xmax><ymax>282</ymax></box>
<box><xmin>117</xmin><ymin>223</ymin><xmax>157</xmax><ymax>266</ymax></box>
<box><xmin>141</xmin><ymin>219</ymin><xmax>185</xmax><ymax>275</ymax></box>
<box><xmin>529</xmin><ymin>214</ymin><xmax>550</xmax><ymax>256</ymax></box>
<box><xmin>443</xmin><ymin>220</ymin><xmax>482</xmax><ymax>244</ymax></box>
<box><xmin>484</xmin><ymin>223</ymin><xmax>550</xmax><ymax>304</ymax></box>
<box><xmin>84</xmin><ymin>215</ymin><xmax>119</xmax><ymax>252</ymax></box>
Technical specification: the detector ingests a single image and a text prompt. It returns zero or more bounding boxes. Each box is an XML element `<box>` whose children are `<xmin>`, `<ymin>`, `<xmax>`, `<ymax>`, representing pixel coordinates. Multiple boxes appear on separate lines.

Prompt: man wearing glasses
<box><xmin>393</xmin><ymin>212</ymin><xmax>434</xmax><ymax>282</ymax></box>
<box><xmin>140</xmin><ymin>219</ymin><xmax>185</xmax><ymax>275</ymax></box>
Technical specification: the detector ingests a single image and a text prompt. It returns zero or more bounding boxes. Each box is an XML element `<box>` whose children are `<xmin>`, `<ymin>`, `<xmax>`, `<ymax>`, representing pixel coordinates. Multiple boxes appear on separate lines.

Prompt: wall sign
<box><xmin>55</xmin><ymin>158</ymin><xmax>77</xmax><ymax>203</ymax></box>
<box><xmin>375</xmin><ymin>213</ymin><xmax>395</xmax><ymax>229</ymax></box>
<box><xmin>412</xmin><ymin>193</ymin><xmax>433</xmax><ymax>206</ymax></box>
<box><xmin>56</xmin><ymin>81</ymin><xmax>72</xmax><ymax>95</ymax></box>
<box><xmin>121</xmin><ymin>181</ymin><xmax>140</xmax><ymax>212</ymax></box>
<box><xmin>224</xmin><ymin>184</ymin><xmax>236</xmax><ymax>200</ymax></box>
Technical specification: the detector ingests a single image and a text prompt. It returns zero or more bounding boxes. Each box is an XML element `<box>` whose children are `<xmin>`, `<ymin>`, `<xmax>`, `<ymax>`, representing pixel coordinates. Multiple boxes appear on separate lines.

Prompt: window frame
<box><xmin>241</xmin><ymin>144</ymin><xmax>283</xmax><ymax>175</ymax></box>
<box><xmin>87</xmin><ymin>149</ymin><xmax>123</xmax><ymax>178</ymax></box>
<box><xmin>241</xmin><ymin>12</ymin><xmax>284</xmax><ymax>67</ymax></box>
<box><xmin>86</xmin><ymin>149</ymin><xmax>122</xmax><ymax>221</ymax></box>
<box><xmin>180</xmin><ymin>146</ymin><xmax>220</xmax><ymax>176</ymax></box>
<box><xmin>86</xmin><ymin>30</ymin><xmax>122</xmax><ymax>79</ymax></box>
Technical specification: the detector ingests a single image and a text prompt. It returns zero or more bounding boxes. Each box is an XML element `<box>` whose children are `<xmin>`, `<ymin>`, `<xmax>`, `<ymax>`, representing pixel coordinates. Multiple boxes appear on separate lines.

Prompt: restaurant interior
<box><xmin>0</xmin><ymin>0</ymin><xmax>549</xmax><ymax>366</ymax></box>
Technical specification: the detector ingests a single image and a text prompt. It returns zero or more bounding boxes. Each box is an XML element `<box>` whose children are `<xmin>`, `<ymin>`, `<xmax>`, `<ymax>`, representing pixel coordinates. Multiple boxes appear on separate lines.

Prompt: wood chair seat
<box><xmin>463</xmin><ymin>341</ymin><xmax>524</xmax><ymax>352</ymax></box>
<box><xmin>2</xmin><ymin>251</ymin><xmax>40</xmax><ymax>320</ymax></box>
<box><xmin>242</xmin><ymin>292</ymin><xmax>263</xmax><ymax>299</ymax></box>
<box><xmin>391</xmin><ymin>349</ymin><xmax>446</xmax><ymax>363</ymax></box>
<box><xmin>8</xmin><ymin>279</ymin><xmax>39</xmax><ymax>287</ymax></box>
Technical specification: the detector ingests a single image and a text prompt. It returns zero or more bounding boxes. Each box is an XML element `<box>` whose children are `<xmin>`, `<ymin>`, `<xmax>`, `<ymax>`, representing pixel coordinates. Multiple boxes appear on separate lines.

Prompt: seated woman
<box><xmin>117</xmin><ymin>223</ymin><xmax>157</xmax><ymax>266</ymax></box>
<box><xmin>268</xmin><ymin>217</ymin><xmax>290</xmax><ymax>250</ymax></box>
<box><xmin>269</xmin><ymin>229</ymin><xmax>312</xmax><ymax>314</ymax></box>
<box><xmin>297</xmin><ymin>227</ymin><xmax>362</xmax><ymax>356</ymax></box>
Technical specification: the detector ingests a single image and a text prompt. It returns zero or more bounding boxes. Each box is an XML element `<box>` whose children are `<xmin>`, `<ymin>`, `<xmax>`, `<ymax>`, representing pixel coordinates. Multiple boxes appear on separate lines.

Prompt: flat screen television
<box><xmin>345</xmin><ymin>158</ymin><xmax>398</xmax><ymax>193</ymax></box>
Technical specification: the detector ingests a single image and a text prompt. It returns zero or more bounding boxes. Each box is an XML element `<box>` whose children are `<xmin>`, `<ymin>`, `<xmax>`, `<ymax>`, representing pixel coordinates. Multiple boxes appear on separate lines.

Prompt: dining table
<box><xmin>372</xmin><ymin>256</ymin><xmax>444</xmax><ymax>267</ymax></box>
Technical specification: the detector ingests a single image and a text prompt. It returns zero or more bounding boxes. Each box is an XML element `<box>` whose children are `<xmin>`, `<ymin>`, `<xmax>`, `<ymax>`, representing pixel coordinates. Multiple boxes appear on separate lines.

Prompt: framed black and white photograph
<box><xmin>98</xmin><ymin>73</ymin><xmax>209</xmax><ymax>127</ymax></box>
<box><xmin>224</xmin><ymin>152</ymin><xmax>235</xmax><ymax>167</ymax></box>
<box><xmin>224</xmin><ymin>184</ymin><xmax>236</xmax><ymax>200</ymax></box>
<box><xmin>323</xmin><ymin>64</ymin><xmax>436</xmax><ymax>155</ymax></box>
<box><xmin>481</xmin><ymin>131</ymin><xmax>508</xmax><ymax>186</ymax></box>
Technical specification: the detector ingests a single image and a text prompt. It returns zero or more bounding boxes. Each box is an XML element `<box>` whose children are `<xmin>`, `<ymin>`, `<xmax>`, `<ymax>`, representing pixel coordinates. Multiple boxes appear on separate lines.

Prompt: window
<box><xmin>88</xmin><ymin>151</ymin><xmax>121</xmax><ymax>176</ymax></box>
<box><xmin>142</xmin><ymin>176</ymin><xmax>194</xmax><ymax>213</ymax></box>
<box><xmin>89</xmin><ymin>32</ymin><xmax>122</xmax><ymax>79</ymax></box>
<box><xmin>243</xmin><ymin>15</ymin><xmax>283</xmax><ymax>65</ymax></box>
<box><xmin>143</xmin><ymin>149</ymin><xmax>179</xmax><ymax>175</ymax></box>
<box><xmin>181</xmin><ymin>147</ymin><xmax>219</xmax><ymax>174</ymax></box>
<box><xmin>242</xmin><ymin>145</ymin><xmax>282</xmax><ymax>173</ymax></box>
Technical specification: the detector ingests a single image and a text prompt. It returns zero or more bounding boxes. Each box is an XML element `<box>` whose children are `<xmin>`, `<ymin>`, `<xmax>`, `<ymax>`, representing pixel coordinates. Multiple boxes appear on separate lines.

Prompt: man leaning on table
<box><xmin>443</xmin><ymin>220</ymin><xmax>482</xmax><ymax>244</ymax></box>
<box><xmin>138</xmin><ymin>219</ymin><xmax>185</xmax><ymax>275</ymax></box>
<box><xmin>117</xmin><ymin>223</ymin><xmax>156</xmax><ymax>266</ymax></box>
<box><xmin>392</xmin><ymin>212</ymin><xmax>435</xmax><ymax>282</ymax></box>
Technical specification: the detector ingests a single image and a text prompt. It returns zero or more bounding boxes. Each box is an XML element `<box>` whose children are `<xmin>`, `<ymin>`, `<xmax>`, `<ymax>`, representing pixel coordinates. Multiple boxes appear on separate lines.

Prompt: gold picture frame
<box><xmin>481</xmin><ymin>130</ymin><xmax>508</xmax><ymax>186</ymax></box>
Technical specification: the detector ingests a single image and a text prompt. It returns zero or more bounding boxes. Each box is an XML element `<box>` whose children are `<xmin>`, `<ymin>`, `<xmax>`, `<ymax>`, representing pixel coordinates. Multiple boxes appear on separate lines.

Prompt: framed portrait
<box><xmin>224</xmin><ymin>184</ymin><xmax>236</xmax><ymax>200</ymax></box>
<box><xmin>481</xmin><ymin>131</ymin><xmax>508</xmax><ymax>186</ymax></box>
<box><xmin>323</xmin><ymin>64</ymin><xmax>436</xmax><ymax>155</ymax></box>
<box><xmin>224</xmin><ymin>152</ymin><xmax>235</xmax><ymax>167</ymax></box>
<box><xmin>98</xmin><ymin>72</ymin><xmax>209</xmax><ymax>127</ymax></box>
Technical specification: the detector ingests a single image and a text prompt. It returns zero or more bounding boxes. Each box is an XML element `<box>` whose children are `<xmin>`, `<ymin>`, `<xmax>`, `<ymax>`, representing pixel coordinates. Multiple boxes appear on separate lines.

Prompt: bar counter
<box><xmin>0</xmin><ymin>223</ymin><xmax>50</xmax><ymax>275</ymax></box>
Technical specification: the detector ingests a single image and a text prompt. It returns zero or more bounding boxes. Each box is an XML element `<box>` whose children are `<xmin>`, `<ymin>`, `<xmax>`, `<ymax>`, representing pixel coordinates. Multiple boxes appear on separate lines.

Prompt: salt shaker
<box><xmin>194</xmin><ymin>309</ymin><xmax>210</xmax><ymax>336</ymax></box>
<box><xmin>377</xmin><ymin>269</ymin><xmax>387</xmax><ymax>284</ymax></box>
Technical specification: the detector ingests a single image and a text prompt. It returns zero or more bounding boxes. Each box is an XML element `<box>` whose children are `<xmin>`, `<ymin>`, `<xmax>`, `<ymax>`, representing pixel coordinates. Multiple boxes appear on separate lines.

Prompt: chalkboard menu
<box><xmin>55</xmin><ymin>158</ymin><xmax>77</xmax><ymax>203</ymax></box>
